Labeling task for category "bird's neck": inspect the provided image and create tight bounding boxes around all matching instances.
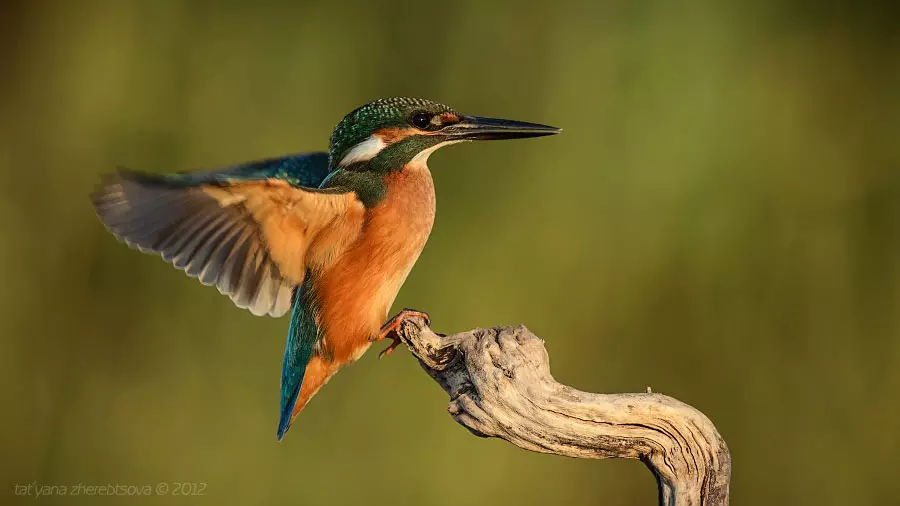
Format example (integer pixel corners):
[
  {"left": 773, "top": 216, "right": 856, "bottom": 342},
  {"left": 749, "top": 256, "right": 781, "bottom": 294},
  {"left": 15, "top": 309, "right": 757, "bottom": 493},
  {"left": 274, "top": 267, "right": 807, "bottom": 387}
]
[
  {"left": 322, "top": 140, "right": 441, "bottom": 208},
  {"left": 318, "top": 168, "right": 386, "bottom": 208}
]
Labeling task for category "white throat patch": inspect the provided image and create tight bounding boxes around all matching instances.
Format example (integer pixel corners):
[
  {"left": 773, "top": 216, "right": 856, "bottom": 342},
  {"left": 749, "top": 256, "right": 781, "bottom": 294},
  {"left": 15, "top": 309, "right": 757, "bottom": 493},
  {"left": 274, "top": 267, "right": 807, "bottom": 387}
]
[
  {"left": 410, "top": 140, "right": 465, "bottom": 165},
  {"left": 338, "top": 135, "right": 387, "bottom": 167}
]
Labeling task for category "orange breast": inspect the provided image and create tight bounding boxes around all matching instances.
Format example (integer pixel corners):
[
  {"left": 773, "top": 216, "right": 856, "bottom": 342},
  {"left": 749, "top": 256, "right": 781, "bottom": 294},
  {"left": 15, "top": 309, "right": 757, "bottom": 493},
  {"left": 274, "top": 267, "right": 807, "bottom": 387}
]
[{"left": 315, "top": 164, "right": 436, "bottom": 364}]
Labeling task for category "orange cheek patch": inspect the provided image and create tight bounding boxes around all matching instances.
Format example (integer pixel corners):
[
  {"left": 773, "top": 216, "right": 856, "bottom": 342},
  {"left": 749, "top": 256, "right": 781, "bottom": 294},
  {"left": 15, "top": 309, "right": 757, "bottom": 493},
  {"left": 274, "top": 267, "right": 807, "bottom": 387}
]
[{"left": 375, "top": 127, "right": 417, "bottom": 144}]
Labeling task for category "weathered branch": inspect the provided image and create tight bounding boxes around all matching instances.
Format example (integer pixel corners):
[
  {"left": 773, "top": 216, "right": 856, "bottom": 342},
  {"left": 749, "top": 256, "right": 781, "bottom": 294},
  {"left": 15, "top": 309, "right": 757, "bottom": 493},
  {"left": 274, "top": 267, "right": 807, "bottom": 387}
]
[{"left": 395, "top": 317, "right": 731, "bottom": 506}]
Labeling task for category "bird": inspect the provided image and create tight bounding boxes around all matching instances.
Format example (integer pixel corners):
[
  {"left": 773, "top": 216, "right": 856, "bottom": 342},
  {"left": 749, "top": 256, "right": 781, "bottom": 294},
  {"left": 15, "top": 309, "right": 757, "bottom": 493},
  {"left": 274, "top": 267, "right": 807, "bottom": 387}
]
[{"left": 91, "top": 97, "right": 560, "bottom": 440}]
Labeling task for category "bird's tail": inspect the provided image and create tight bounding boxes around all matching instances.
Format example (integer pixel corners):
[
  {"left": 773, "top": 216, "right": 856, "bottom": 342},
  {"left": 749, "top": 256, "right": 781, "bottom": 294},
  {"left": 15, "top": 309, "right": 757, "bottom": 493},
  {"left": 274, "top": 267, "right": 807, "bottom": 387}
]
[
  {"left": 278, "top": 355, "right": 338, "bottom": 437},
  {"left": 277, "top": 281, "right": 338, "bottom": 440}
]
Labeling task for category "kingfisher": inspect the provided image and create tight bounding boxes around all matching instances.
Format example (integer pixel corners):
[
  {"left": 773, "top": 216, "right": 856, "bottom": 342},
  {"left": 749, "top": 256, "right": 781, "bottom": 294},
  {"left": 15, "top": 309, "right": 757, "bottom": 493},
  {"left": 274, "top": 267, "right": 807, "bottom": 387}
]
[{"left": 91, "top": 97, "right": 560, "bottom": 440}]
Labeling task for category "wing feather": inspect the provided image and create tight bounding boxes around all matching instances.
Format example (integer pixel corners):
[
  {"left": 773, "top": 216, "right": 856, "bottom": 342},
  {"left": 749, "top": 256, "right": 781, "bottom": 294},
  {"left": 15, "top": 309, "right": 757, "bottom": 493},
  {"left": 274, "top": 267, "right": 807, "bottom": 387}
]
[{"left": 92, "top": 168, "right": 363, "bottom": 317}]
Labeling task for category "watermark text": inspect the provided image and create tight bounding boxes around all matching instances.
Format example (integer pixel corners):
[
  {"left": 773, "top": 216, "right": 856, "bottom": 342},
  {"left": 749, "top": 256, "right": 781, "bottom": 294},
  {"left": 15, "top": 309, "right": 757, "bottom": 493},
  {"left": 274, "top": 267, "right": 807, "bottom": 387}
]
[{"left": 13, "top": 482, "right": 207, "bottom": 498}]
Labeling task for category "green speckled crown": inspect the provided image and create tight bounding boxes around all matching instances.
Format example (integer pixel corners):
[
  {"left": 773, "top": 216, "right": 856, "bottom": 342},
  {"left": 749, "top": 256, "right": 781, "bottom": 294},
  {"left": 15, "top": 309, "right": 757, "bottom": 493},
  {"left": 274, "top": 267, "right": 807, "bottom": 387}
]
[{"left": 328, "top": 98, "right": 456, "bottom": 166}]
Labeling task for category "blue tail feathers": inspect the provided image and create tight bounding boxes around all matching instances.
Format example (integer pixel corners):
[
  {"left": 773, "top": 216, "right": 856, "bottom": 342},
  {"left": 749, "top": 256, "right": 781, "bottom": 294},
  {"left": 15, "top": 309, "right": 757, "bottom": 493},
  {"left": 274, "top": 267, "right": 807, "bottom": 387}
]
[{"left": 276, "top": 279, "right": 320, "bottom": 440}]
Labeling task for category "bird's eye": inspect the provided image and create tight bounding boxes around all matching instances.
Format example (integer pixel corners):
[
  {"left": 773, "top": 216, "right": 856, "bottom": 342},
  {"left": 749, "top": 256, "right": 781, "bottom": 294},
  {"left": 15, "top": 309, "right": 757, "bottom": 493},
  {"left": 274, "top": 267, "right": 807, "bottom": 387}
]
[{"left": 411, "top": 112, "right": 433, "bottom": 130}]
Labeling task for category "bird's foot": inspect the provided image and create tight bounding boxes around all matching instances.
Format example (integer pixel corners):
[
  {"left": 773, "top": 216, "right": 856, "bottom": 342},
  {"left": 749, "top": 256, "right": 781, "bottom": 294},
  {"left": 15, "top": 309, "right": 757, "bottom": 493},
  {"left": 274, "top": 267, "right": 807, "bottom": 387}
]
[{"left": 377, "top": 309, "right": 431, "bottom": 359}]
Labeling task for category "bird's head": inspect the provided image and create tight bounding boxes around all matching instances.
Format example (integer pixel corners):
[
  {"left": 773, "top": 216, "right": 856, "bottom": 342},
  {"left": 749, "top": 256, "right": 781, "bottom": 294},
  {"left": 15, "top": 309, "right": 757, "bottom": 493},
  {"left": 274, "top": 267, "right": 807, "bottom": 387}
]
[{"left": 328, "top": 97, "right": 560, "bottom": 171}]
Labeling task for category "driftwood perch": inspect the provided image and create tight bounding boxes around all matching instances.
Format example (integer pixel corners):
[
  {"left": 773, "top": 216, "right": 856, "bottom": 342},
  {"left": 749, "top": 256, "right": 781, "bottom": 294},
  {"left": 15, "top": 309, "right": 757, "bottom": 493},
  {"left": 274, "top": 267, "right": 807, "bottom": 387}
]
[{"left": 394, "top": 317, "right": 731, "bottom": 506}]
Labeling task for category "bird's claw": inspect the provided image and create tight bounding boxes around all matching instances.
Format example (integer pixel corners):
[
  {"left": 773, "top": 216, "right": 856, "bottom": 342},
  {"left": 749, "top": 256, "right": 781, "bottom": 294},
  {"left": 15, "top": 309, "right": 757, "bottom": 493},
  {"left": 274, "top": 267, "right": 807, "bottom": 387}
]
[
  {"left": 377, "top": 309, "right": 431, "bottom": 359},
  {"left": 378, "top": 336, "right": 402, "bottom": 360}
]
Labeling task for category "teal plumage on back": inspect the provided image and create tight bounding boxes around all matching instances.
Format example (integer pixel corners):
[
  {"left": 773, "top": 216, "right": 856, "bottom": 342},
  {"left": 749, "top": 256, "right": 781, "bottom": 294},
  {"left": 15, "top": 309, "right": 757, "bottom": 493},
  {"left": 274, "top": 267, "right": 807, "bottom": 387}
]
[{"left": 157, "top": 152, "right": 332, "bottom": 188}]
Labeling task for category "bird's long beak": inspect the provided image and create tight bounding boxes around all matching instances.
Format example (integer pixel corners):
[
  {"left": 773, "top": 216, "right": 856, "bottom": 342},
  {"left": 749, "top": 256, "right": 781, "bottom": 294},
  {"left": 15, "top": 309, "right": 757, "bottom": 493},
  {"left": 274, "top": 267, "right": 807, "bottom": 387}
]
[{"left": 447, "top": 115, "right": 562, "bottom": 141}]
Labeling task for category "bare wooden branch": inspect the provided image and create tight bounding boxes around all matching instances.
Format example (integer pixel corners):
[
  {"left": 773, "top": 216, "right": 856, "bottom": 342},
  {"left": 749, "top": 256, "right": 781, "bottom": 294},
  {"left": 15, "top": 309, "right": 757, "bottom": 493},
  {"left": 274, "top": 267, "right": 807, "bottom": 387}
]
[{"left": 394, "top": 317, "right": 731, "bottom": 506}]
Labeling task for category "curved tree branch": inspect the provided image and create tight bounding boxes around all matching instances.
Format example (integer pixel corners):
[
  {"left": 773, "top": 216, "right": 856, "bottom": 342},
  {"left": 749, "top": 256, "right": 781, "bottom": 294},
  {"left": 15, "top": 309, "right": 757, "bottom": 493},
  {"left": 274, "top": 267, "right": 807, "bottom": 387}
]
[{"left": 394, "top": 317, "right": 731, "bottom": 506}]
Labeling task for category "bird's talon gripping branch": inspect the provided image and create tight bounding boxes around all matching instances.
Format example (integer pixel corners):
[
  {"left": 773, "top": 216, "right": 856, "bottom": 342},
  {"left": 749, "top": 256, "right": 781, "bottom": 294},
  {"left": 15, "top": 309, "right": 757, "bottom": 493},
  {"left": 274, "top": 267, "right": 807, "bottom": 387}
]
[
  {"left": 377, "top": 309, "right": 431, "bottom": 359},
  {"left": 380, "top": 309, "right": 431, "bottom": 336}
]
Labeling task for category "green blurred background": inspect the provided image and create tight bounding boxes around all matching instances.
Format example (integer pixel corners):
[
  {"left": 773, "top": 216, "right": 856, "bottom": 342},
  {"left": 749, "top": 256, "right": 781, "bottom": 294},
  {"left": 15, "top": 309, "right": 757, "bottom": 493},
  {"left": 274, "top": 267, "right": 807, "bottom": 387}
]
[{"left": 2, "top": 0, "right": 899, "bottom": 504}]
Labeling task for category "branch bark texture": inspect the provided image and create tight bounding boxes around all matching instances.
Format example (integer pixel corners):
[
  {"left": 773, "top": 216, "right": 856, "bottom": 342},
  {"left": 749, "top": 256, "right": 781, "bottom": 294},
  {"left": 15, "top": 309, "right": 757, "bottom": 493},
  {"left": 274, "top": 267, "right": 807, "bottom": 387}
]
[{"left": 395, "top": 318, "right": 731, "bottom": 506}]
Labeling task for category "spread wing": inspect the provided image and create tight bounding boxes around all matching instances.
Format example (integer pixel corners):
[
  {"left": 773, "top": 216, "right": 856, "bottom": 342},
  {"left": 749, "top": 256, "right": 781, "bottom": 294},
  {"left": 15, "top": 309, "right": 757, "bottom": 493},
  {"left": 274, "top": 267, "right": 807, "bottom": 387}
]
[{"left": 91, "top": 153, "right": 363, "bottom": 317}]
